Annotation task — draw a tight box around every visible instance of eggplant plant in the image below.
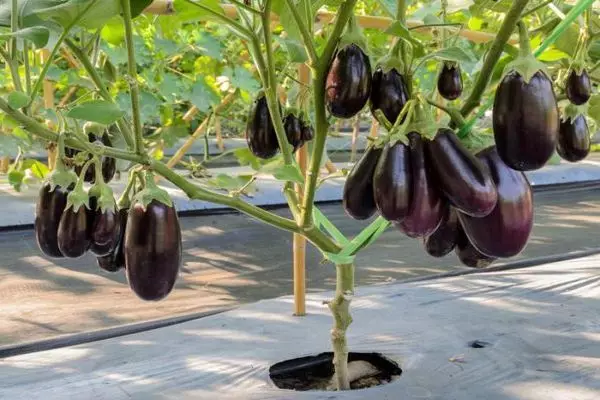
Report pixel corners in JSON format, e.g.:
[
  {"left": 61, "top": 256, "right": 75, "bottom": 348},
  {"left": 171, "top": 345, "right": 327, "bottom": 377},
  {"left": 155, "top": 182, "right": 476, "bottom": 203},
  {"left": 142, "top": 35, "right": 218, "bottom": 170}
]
[{"left": 1, "top": 0, "right": 599, "bottom": 392}]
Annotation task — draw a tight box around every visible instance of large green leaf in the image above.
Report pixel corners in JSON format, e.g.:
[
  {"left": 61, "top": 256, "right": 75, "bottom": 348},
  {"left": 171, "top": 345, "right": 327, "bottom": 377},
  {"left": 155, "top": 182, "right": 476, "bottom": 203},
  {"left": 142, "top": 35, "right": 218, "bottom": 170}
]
[
  {"left": 0, "top": 26, "right": 50, "bottom": 48},
  {"left": 66, "top": 100, "right": 125, "bottom": 124},
  {"left": 7, "top": 91, "right": 30, "bottom": 109},
  {"left": 187, "top": 79, "right": 220, "bottom": 113}
]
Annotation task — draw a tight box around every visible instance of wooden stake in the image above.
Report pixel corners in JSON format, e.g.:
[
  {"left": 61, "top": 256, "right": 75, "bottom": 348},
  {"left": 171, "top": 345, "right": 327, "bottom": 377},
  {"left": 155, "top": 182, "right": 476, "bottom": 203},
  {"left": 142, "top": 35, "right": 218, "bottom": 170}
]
[
  {"left": 215, "top": 116, "right": 225, "bottom": 152},
  {"left": 40, "top": 49, "right": 58, "bottom": 170},
  {"left": 144, "top": 0, "right": 174, "bottom": 14},
  {"left": 369, "top": 117, "right": 379, "bottom": 139},
  {"left": 0, "top": 157, "right": 10, "bottom": 174},
  {"left": 350, "top": 115, "right": 361, "bottom": 163}
]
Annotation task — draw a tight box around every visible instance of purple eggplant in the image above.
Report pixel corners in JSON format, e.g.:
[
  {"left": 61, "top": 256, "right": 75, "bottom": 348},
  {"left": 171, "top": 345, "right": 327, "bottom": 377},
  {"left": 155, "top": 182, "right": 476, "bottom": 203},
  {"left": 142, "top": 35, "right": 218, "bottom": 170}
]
[
  {"left": 493, "top": 70, "right": 559, "bottom": 171},
  {"left": 427, "top": 129, "right": 497, "bottom": 217},
  {"left": 283, "top": 113, "right": 304, "bottom": 153},
  {"left": 246, "top": 94, "right": 279, "bottom": 159},
  {"left": 396, "top": 132, "right": 445, "bottom": 237},
  {"left": 57, "top": 205, "right": 91, "bottom": 258},
  {"left": 557, "top": 115, "right": 590, "bottom": 163},
  {"left": 370, "top": 67, "right": 409, "bottom": 125},
  {"left": 566, "top": 69, "right": 591, "bottom": 106},
  {"left": 343, "top": 146, "right": 382, "bottom": 220},
  {"left": 437, "top": 63, "right": 463, "bottom": 100},
  {"left": 458, "top": 146, "right": 533, "bottom": 258},
  {"left": 96, "top": 207, "right": 129, "bottom": 272},
  {"left": 424, "top": 207, "right": 460, "bottom": 258},
  {"left": 35, "top": 183, "right": 70, "bottom": 258},
  {"left": 455, "top": 224, "right": 496, "bottom": 268},
  {"left": 372, "top": 141, "right": 412, "bottom": 221}
]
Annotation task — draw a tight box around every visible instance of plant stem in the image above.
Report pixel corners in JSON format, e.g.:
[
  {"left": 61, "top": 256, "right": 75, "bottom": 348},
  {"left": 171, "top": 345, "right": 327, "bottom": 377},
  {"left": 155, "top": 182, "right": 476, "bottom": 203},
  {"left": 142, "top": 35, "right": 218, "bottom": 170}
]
[
  {"left": 284, "top": 0, "right": 318, "bottom": 65},
  {"left": 10, "top": 0, "right": 18, "bottom": 59},
  {"left": 182, "top": 0, "right": 253, "bottom": 40},
  {"left": 460, "top": 0, "right": 530, "bottom": 117},
  {"left": 0, "top": 47, "right": 23, "bottom": 93},
  {"left": 517, "top": 21, "right": 531, "bottom": 56},
  {"left": 522, "top": 0, "right": 553, "bottom": 18},
  {"left": 300, "top": 0, "right": 358, "bottom": 228},
  {"left": 329, "top": 262, "right": 354, "bottom": 390},
  {"left": 426, "top": 97, "right": 465, "bottom": 127},
  {"left": 23, "top": 42, "right": 31, "bottom": 95},
  {"left": 228, "top": 0, "right": 261, "bottom": 15},
  {"left": 121, "top": 0, "right": 145, "bottom": 155}
]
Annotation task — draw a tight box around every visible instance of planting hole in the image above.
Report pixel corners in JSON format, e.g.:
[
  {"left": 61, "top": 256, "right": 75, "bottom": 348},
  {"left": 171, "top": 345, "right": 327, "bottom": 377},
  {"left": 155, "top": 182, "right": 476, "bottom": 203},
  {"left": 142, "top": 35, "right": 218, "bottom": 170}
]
[
  {"left": 269, "top": 352, "right": 401, "bottom": 391},
  {"left": 469, "top": 340, "right": 491, "bottom": 348}
]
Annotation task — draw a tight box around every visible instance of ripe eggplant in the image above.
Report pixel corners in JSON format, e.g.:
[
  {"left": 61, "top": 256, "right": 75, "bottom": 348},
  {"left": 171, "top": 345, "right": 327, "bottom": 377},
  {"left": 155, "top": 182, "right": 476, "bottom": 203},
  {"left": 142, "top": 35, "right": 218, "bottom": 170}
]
[
  {"left": 96, "top": 207, "right": 128, "bottom": 272},
  {"left": 57, "top": 205, "right": 91, "bottom": 258},
  {"left": 455, "top": 225, "right": 496, "bottom": 268},
  {"left": 343, "top": 146, "right": 382, "bottom": 220},
  {"left": 424, "top": 207, "right": 459, "bottom": 258},
  {"left": 284, "top": 113, "right": 304, "bottom": 153},
  {"left": 246, "top": 95, "right": 279, "bottom": 159},
  {"left": 458, "top": 147, "right": 533, "bottom": 258},
  {"left": 125, "top": 200, "right": 182, "bottom": 301},
  {"left": 370, "top": 67, "right": 409, "bottom": 125},
  {"left": 35, "top": 183, "right": 69, "bottom": 258},
  {"left": 437, "top": 63, "right": 463, "bottom": 100},
  {"left": 301, "top": 122, "right": 314, "bottom": 142},
  {"left": 90, "top": 206, "right": 122, "bottom": 257},
  {"left": 493, "top": 70, "right": 559, "bottom": 171},
  {"left": 566, "top": 69, "right": 591, "bottom": 106},
  {"left": 557, "top": 115, "right": 590, "bottom": 162},
  {"left": 66, "top": 132, "right": 116, "bottom": 184},
  {"left": 427, "top": 129, "right": 497, "bottom": 217},
  {"left": 396, "top": 132, "right": 445, "bottom": 237},
  {"left": 373, "top": 141, "right": 412, "bottom": 221},
  {"left": 325, "top": 44, "right": 372, "bottom": 119}
]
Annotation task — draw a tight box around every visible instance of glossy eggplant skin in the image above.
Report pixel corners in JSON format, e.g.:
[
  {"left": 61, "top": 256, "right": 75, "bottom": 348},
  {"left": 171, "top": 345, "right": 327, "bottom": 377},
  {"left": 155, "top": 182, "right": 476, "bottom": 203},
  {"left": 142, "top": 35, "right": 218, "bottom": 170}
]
[
  {"left": 325, "top": 44, "right": 372, "bottom": 119},
  {"left": 343, "top": 146, "right": 382, "bottom": 220},
  {"left": 396, "top": 132, "right": 445, "bottom": 237},
  {"left": 437, "top": 64, "right": 463, "bottom": 100},
  {"left": 246, "top": 95, "right": 279, "bottom": 159},
  {"left": 35, "top": 183, "right": 69, "bottom": 258},
  {"left": 455, "top": 225, "right": 496, "bottom": 268},
  {"left": 57, "top": 205, "right": 91, "bottom": 258},
  {"left": 493, "top": 70, "right": 559, "bottom": 171},
  {"left": 90, "top": 207, "right": 122, "bottom": 257},
  {"left": 66, "top": 133, "right": 116, "bottom": 183},
  {"left": 125, "top": 200, "right": 182, "bottom": 301},
  {"left": 96, "top": 208, "right": 128, "bottom": 272},
  {"left": 557, "top": 115, "right": 590, "bottom": 162},
  {"left": 424, "top": 207, "right": 459, "bottom": 258},
  {"left": 458, "top": 147, "right": 533, "bottom": 258},
  {"left": 427, "top": 129, "right": 497, "bottom": 217},
  {"left": 373, "top": 142, "right": 411, "bottom": 222},
  {"left": 284, "top": 114, "right": 304, "bottom": 153},
  {"left": 370, "top": 67, "right": 409, "bottom": 125},
  {"left": 566, "top": 69, "right": 591, "bottom": 106}
]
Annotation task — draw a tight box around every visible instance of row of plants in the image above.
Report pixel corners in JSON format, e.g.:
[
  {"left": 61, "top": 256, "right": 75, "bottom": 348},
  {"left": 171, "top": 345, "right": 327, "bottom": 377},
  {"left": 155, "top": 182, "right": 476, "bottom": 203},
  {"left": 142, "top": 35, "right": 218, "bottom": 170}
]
[{"left": 1, "top": 0, "right": 600, "bottom": 392}]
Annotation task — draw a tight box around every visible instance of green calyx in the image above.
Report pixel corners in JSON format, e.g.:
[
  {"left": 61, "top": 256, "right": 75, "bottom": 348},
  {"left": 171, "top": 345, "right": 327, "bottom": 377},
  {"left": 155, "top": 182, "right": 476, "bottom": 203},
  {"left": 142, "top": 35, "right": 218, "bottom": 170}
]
[
  {"left": 569, "top": 62, "right": 586, "bottom": 76},
  {"left": 406, "top": 101, "right": 442, "bottom": 141},
  {"left": 338, "top": 14, "right": 368, "bottom": 52},
  {"left": 562, "top": 102, "right": 588, "bottom": 122},
  {"left": 65, "top": 180, "right": 89, "bottom": 213},
  {"left": 376, "top": 54, "right": 404, "bottom": 75},
  {"left": 503, "top": 54, "right": 548, "bottom": 84},
  {"left": 89, "top": 182, "right": 116, "bottom": 213},
  {"left": 131, "top": 171, "right": 173, "bottom": 209},
  {"left": 47, "top": 161, "right": 78, "bottom": 191},
  {"left": 284, "top": 107, "right": 300, "bottom": 119},
  {"left": 83, "top": 121, "right": 107, "bottom": 137}
]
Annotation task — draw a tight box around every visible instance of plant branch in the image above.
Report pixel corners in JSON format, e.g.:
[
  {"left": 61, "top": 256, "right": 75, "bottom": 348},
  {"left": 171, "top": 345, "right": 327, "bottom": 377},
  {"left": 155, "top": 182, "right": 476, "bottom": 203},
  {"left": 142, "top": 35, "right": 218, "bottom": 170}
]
[
  {"left": 522, "top": 0, "right": 553, "bottom": 17},
  {"left": 10, "top": 0, "right": 17, "bottom": 59},
  {"left": 228, "top": 0, "right": 261, "bottom": 15},
  {"left": 0, "top": 46, "right": 23, "bottom": 92},
  {"left": 426, "top": 97, "right": 466, "bottom": 127},
  {"left": 460, "top": 0, "right": 530, "bottom": 117},
  {"left": 284, "top": 0, "right": 318, "bottom": 65},
  {"left": 182, "top": 0, "right": 254, "bottom": 40}
]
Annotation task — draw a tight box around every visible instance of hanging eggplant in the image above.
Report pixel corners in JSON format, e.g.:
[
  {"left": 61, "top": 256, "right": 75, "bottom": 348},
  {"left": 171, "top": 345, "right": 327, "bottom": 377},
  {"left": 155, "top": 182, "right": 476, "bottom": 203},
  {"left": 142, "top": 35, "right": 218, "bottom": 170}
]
[
  {"left": 343, "top": 146, "right": 382, "bottom": 220},
  {"left": 437, "top": 63, "right": 463, "bottom": 100},
  {"left": 372, "top": 141, "right": 412, "bottom": 222},
  {"left": 565, "top": 69, "right": 591, "bottom": 105},
  {"left": 246, "top": 94, "right": 279, "bottom": 159},
  {"left": 455, "top": 224, "right": 496, "bottom": 268},
  {"left": 424, "top": 207, "right": 460, "bottom": 258},
  {"left": 35, "top": 183, "right": 70, "bottom": 258},
  {"left": 370, "top": 66, "right": 409, "bottom": 125},
  {"left": 557, "top": 115, "right": 590, "bottom": 162},
  {"left": 283, "top": 113, "right": 304, "bottom": 153}
]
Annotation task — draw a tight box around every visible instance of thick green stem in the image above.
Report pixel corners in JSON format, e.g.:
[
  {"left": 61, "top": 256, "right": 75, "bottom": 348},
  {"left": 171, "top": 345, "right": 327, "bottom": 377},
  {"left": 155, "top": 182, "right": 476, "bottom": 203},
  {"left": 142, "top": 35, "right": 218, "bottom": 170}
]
[
  {"left": 329, "top": 262, "right": 354, "bottom": 390},
  {"left": 23, "top": 42, "right": 31, "bottom": 95},
  {"left": 120, "top": 0, "right": 144, "bottom": 155},
  {"left": 300, "top": 0, "right": 359, "bottom": 228},
  {"left": 0, "top": 47, "right": 23, "bottom": 92},
  {"left": 10, "top": 0, "right": 17, "bottom": 59},
  {"left": 460, "top": 0, "right": 530, "bottom": 117},
  {"left": 517, "top": 21, "right": 531, "bottom": 56}
]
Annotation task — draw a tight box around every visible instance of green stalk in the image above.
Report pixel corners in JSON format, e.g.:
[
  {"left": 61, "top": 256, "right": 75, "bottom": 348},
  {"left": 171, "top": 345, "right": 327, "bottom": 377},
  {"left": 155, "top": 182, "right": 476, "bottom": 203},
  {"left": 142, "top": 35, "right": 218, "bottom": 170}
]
[
  {"left": 0, "top": 46, "right": 23, "bottom": 92},
  {"left": 300, "top": 0, "right": 359, "bottom": 228},
  {"left": 329, "top": 262, "right": 354, "bottom": 390},
  {"left": 23, "top": 42, "right": 31, "bottom": 95},
  {"left": 517, "top": 22, "right": 531, "bottom": 57},
  {"left": 284, "top": 0, "right": 318, "bottom": 65},
  {"left": 120, "top": 0, "right": 144, "bottom": 155},
  {"left": 460, "top": 0, "right": 530, "bottom": 117},
  {"left": 522, "top": 0, "right": 553, "bottom": 18},
  {"left": 10, "top": 0, "right": 17, "bottom": 59},
  {"left": 182, "top": 0, "right": 253, "bottom": 40}
]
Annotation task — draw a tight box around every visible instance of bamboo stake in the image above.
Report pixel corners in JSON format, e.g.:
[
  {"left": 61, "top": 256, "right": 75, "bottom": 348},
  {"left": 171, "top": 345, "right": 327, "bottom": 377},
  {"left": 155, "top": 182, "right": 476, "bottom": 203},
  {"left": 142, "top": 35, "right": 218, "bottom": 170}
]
[
  {"left": 40, "top": 50, "right": 58, "bottom": 170},
  {"left": 325, "top": 159, "right": 338, "bottom": 173},
  {"left": 0, "top": 157, "right": 10, "bottom": 174},
  {"left": 368, "top": 117, "right": 379, "bottom": 139},
  {"left": 215, "top": 116, "right": 225, "bottom": 152},
  {"left": 144, "top": 0, "right": 174, "bottom": 14},
  {"left": 293, "top": 63, "right": 310, "bottom": 317},
  {"left": 350, "top": 115, "right": 360, "bottom": 163},
  {"left": 58, "top": 86, "right": 78, "bottom": 107}
]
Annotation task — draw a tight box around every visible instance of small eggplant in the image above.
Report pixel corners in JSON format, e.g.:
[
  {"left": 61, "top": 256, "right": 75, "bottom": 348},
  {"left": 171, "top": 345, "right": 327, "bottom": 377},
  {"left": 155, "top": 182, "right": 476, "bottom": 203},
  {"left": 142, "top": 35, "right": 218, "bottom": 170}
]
[
  {"left": 566, "top": 69, "right": 592, "bottom": 106},
  {"left": 96, "top": 207, "right": 128, "bottom": 272},
  {"left": 455, "top": 225, "right": 496, "bottom": 268},
  {"left": 424, "top": 207, "right": 460, "bottom": 258},
  {"left": 284, "top": 113, "right": 304, "bottom": 153},
  {"left": 301, "top": 121, "right": 314, "bottom": 142},
  {"left": 557, "top": 115, "right": 590, "bottom": 163},
  {"left": 370, "top": 67, "right": 409, "bottom": 125},
  {"left": 343, "top": 146, "right": 382, "bottom": 220},
  {"left": 125, "top": 200, "right": 182, "bottom": 301},
  {"left": 67, "top": 132, "right": 116, "bottom": 184},
  {"left": 57, "top": 204, "right": 91, "bottom": 258},
  {"left": 493, "top": 70, "right": 559, "bottom": 171},
  {"left": 325, "top": 44, "right": 372, "bottom": 119},
  {"left": 373, "top": 141, "right": 412, "bottom": 222},
  {"left": 427, "top": 129, "right": 497, "bottom": 217},
  {"left": 458, "top": 147, "right": 533, "bottom": 258},
  {"left": 90, "top": 206, "right": 122, "bottom": 257},
  {"left": 35, "top": 183, "right": 70, "bottom": 258},
  {"left": 396, "top": 132, "right": 445, "bottom": 237},
  {"left": 246, "top": 95, "right": 279, "bottom": 159},
  {"left": 437, "top": 63, "right": 463, "bottom": 100}
]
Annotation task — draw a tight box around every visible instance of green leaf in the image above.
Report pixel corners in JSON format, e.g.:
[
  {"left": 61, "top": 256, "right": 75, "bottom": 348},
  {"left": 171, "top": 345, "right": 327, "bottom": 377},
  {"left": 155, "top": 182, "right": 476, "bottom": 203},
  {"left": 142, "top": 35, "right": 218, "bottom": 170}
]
[
  {"left": 0, "top": 26, "right": 50, "bottom": 48},
  {"left": 588, "top": 95, "right": 600, "bottom": 126},
  {"left": 273, "top": 164, "right": 305, "bottom": 184},
  {"left": 422, "top": 46, "right": 477, "bottom": 69},
  {"left": 7, "top": 91, "right": 30, "bottom": 109},
  {"left": 537, "top": 48, "right": 569, "bottom": 62},
  {"left": 22, "top": 159, "right": 50, "bottom": 179},
  {"left": 188, "top": 79, "right": 220, "bottom": 113},
  {"left": 131, "top": 0, "right": 153, "bottom": 18},
  {"left": 232, "top": 147, "right": 263, "bottom": 170},
  {"left": 374, "top": 0, "right": 396, "bottom": 17},
  {"left": 385, "top": 21, "right": 425, "bottom": 58},
  {"left": 100, "top": 16, "right": 125, "bottom": 45},
  {"left": 8, "top": 170, "right": 25, "bottom": 192},
  {"left": 66, "top": 100, "right": 125, "bottom": 125},
  {"left": 206, "top": 173, "right": 256, "bottom": 195},
  {"left": 223, "top": 66, "right": 259, "bottom": 93},
  {"left": 279, "top": 37, "right": 308, "bottom": 63}
]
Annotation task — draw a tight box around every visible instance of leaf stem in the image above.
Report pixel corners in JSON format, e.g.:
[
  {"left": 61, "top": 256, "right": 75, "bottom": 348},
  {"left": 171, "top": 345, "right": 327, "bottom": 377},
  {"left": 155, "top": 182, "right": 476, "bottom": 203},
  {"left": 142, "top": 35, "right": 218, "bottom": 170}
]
[
  {"left": 0, "top": 46, "right": 23, "bottom": 93},
  {"left": 228, "top": 0, "right": 261, "bottom": 15},
  {"left": 517, "top": 21, "right": 531, "bottom": 57},
  {"left": 10, "top": 0, "right": 18, "bottom": 59},
  {"left": 182, "top": 0, "right": 253, "bottom": 40}
]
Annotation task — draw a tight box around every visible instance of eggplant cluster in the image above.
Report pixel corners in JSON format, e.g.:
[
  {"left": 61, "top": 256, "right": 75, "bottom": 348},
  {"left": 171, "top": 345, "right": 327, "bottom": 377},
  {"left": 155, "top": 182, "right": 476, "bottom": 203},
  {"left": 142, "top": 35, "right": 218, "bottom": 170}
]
[
  {"left": 66, "top": 129, "right": 116, "bottom": 184},
  {"left": 343, "top": 128, "right": 534, "bottom": 268}
]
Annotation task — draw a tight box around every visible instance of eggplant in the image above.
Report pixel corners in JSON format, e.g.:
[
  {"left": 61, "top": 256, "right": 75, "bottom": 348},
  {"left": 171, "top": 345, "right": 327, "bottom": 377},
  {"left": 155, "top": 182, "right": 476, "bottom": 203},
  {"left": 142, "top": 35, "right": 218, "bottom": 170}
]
[
  {"left": 458, "top": 147, "right": 533, "bottom": 258},
  {"left": 35, "top": 183, "right": 69, "bottom": 258},
  {"left": 455, "top": 225, "right": 496, "bottom": 268},
  {"left": 372, "top": 142, "right": 411, "bottom": 221},
  {"left": 301, "top": 122, "right": 314, "bottom": 142},
  {"left": 325, "top": 44, "right": 372, "bottom": 119},
  {"left": 424, "top": 207, "right": 459, "bottom": 258},
  {"left": 566, "top": 69, "right": 591, "bottom": 106},
  {"left": 66, "top": 132, "right": 116, "bottom": 184},
  {"left": 493, "top": 70, "right": 559, "bottom": 171},
  {"left": 125, "top": 200, "right": 182, "bottom": 301},
  {"left": 437, "top": 64, "right": 463, "bottom": 100},
  {"left": 427, "top": 129, "right": 497, "bottom": 217},
  {"left": 57, "top": 205, "right": 91, "bottom": 258},
  {"left": 246, "top": 95, "right": 279, "bottom": 159},
  {"left": 90, "top": 206, "right": 122, "bottom": 257},
  {"left": 284, "top": 113, "right": 304, "bottom": 153},
  {"left": 96, "top": 208, "right": 128, "bottom": 272},
  {"left": 343, "top": 146, "right": 382, "bottom": 220},
  {"left": 396, "top": 132, "right": 445, "bottom": 237},
  {"left": 557, "top": 115, "right": 590, "bottom": 162},
  {"left": 370, "top": 67, "right": 409, "bottom": 125}
]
